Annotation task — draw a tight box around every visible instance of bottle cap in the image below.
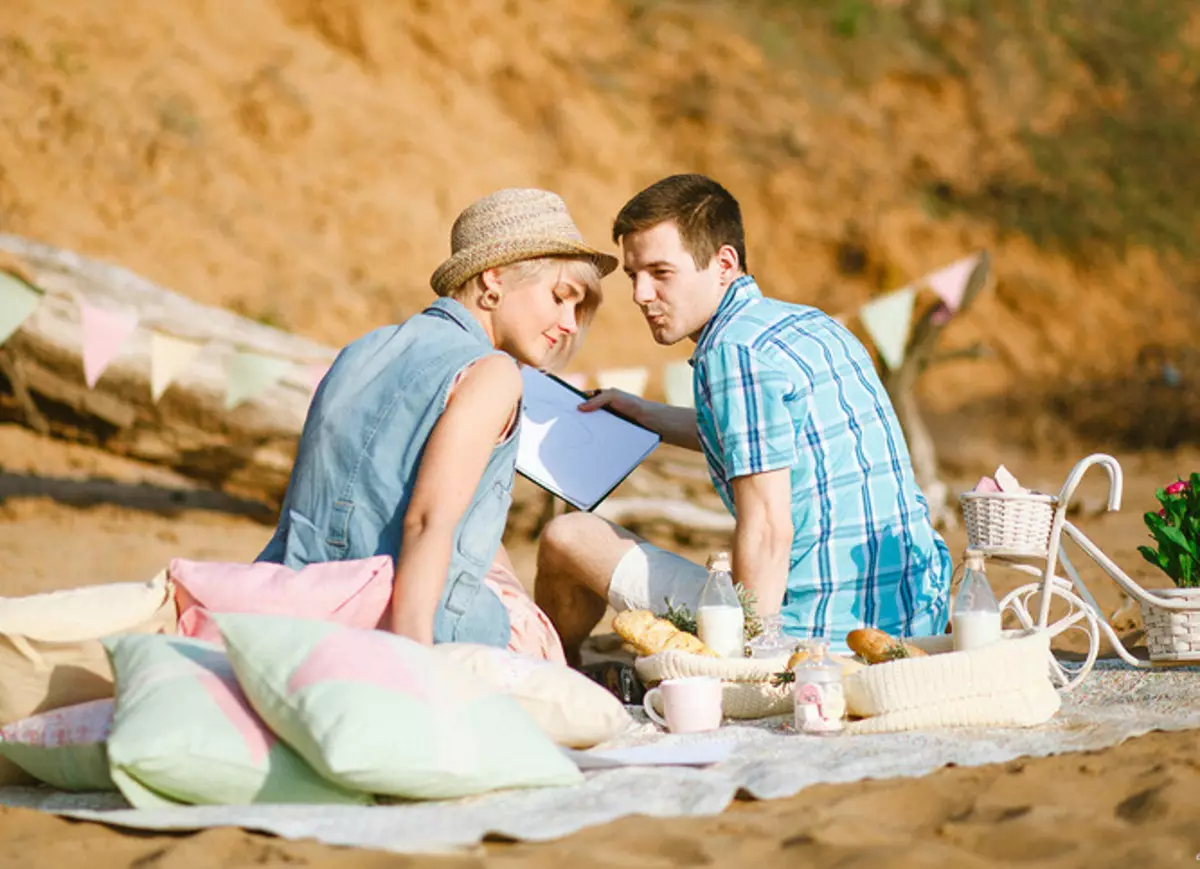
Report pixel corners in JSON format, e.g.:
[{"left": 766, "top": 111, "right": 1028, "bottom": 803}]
[
  {"left": 964, "top": 548, "right": 985, "bottom": 571},
  {"left": 706, "top": 550, "right": 732, "bottom": 571}
]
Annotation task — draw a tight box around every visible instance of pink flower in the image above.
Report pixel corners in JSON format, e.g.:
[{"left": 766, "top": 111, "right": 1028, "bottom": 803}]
[
  {"left": 1158, "top": 508, "right": 1168, "bottom": 519},
  {"left": 1165, "top": 480, "right": 1190, "bottom": 496}
]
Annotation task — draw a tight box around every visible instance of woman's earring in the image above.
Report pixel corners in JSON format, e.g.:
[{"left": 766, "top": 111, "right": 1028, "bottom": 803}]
[{"left": 481, "top": 289, "right": 502, "bottom": 310}]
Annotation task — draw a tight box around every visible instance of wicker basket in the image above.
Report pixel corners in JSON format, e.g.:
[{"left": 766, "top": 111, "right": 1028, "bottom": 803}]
[
  {"left": 1139, "top": 587, "right": 1200, "bottom": 663},
  {"left": 960, "top": 491, "right": 1057, "bottom": 558}
]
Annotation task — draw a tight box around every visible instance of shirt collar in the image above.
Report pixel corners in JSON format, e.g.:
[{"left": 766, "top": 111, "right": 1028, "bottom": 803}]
[
  {"left": 691, "top": 274, "right": 761, "bottom": 364},
  {"left": 423, "top": 296, "right": 494, "bottom": 348}
]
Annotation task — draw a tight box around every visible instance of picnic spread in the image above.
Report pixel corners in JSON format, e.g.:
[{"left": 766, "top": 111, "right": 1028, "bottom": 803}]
[{"left": 0, "top": 453, "right": 1196, "bottom": 853}]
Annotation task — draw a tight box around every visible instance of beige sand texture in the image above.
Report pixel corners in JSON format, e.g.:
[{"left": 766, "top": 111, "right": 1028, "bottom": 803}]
[{"left": 2, "top": 0, "right": 1200, "bottom": 864}]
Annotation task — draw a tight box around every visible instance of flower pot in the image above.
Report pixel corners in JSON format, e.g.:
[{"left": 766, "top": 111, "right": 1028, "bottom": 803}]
[{"left": 1139, "top": 587, "right": 1200, "bottom": 663}]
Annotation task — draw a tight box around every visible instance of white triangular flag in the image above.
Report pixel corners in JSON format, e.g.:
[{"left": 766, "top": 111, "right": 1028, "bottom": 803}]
[
  {"left": 662, "top": 360, "right": 693, "bottom": 408},
  {"left": 0, "top": 270, "right": 41, "bottom": 347},
  {"left": 225, "top": 349, "right": 292, "bottom": 411},
  {"left": 858, "top": 286, "right": 916, "bottom": 370},
  {"left": 596, "top": 366, "right": 649, "bottom": 397},
  {"left": 150, "top": 331, "right": 205, "bottom": 402},
  {"left": 79, "top": 299, "right": 139, "bottom": 388}
]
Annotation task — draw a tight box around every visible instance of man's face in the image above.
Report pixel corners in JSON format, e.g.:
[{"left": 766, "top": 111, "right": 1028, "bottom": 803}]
[{"left": 620, "top": 221, "right": 725, "bottom": 345}]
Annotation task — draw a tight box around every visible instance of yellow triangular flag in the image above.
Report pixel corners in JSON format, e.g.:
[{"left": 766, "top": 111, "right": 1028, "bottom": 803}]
[
  {"left": 858, "top": 286, "right": 916, "bottom": 370},
  {"left": 662, "top": 360, "right": 694, "bottom": 408},
  {"left": 225, "top": 349, "right": 292, "bottom": 411},
  {"left": 150, "top": 331, "right": 205, "bottom": 402}
]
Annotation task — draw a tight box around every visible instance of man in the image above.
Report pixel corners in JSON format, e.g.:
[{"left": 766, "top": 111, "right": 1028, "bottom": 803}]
[{"left": 534, "top": 174, "right": 951, "bottom": 663}]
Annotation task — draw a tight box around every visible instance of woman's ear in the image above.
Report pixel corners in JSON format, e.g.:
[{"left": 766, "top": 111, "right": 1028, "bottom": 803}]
[{"left": 480, "top": 268, "right": 504, "bottom": 293}]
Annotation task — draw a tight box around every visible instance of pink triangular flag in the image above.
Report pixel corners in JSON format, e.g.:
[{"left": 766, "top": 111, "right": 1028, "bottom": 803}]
[
  {"left": 921, "top": 254, "right": 980, "bottom": 318},
  {"left": 79, "top": 299, "right": 139, "bottom": 388},
  {"left": 559, "top": 372, "right": 589, "bottom": 391},
  {"left": 306, "top": 361, "right": 331, "bottom": 403}
]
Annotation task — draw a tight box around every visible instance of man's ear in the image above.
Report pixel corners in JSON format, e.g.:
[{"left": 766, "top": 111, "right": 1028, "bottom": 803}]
[{"left": 715, "top": 244, "right": 741, "bottom": 284}]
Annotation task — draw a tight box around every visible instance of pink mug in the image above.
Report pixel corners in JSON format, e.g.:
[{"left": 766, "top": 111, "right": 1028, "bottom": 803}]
[{"left": 642, "top": 677, "right": 723, "bottom": 733}]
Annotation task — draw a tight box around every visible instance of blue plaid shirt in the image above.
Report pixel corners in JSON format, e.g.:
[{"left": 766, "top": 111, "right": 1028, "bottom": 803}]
[{"left": 692, "top": 276, "right": 951, "bottom": 648}]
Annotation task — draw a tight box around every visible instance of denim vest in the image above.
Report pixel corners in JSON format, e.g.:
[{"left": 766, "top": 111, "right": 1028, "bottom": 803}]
[{"left": 256, "top": 297, "right": 514, "bottom": 647}]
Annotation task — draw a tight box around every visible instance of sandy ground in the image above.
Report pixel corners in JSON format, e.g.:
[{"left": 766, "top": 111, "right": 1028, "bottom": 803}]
[{"left": 1, "top": 421, "right": 1198, "bottom": 866}]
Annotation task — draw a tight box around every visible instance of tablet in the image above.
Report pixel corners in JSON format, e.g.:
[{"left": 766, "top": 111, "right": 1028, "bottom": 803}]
[{"left": 516, "top": 367, "right": 662, "bottom": 512}]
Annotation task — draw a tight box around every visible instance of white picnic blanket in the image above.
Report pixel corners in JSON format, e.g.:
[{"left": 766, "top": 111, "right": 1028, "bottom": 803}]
[{"left": 1, "top": 662, "right": 1197, "bottom": 854}]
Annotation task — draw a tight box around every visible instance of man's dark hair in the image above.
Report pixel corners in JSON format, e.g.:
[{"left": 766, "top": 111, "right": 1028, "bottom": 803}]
[{"left": 612, "top": 174, "right": 747, "bottom": 272}]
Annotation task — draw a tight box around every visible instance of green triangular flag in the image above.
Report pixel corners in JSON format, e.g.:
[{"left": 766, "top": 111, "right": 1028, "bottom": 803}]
[
  {"left": 224, "top": 349, "right": 292, "bottom": 411},
  {"left": 0, "top": 270, "right": 42, "bottom": 347},
  {"left": 858, "top": 286, "right": 916, "bottom": 370}
]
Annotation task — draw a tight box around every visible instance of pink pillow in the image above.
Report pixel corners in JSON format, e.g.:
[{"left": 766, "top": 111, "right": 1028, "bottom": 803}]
[{"left": 170, "top": 556, "right": 393, "bottom": 645}]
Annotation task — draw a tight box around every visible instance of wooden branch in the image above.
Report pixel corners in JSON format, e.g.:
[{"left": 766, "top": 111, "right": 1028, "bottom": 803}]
[
  {"left": 882, "top": 251, "right": 992, "bottom": 529},
  {"left": 0, "top": 234, "right": 336, "bottom": 507}
]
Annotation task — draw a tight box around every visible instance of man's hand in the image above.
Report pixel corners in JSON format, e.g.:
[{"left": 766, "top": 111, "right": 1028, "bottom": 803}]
[
  {"left": 730, "top": 468, "right": 794, "bottom": 615},
  {"left": 579, "top": 388, "right": 701, "bottom": 451}
]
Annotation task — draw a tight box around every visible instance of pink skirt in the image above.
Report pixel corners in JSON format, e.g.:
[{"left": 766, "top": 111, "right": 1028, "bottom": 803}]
[{"left": 482, "top": 562, "right": 567, "bottom": 664}]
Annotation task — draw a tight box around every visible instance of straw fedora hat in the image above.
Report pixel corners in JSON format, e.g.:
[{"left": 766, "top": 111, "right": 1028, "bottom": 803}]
[{"left": 430, "top": 188, "right": 619, "bottom": 296}]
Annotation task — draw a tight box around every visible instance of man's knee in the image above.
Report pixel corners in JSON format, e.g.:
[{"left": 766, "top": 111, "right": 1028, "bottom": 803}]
[{"left": 538, "top": 512, "right": 607, "bottom": 570}]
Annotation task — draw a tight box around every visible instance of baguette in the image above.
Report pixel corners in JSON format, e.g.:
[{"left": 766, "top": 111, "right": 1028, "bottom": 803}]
[
  {"left": 613, "top": 609, "right": 720, "bottom": 657},
  {"left": 846, "top": 628, "right": 928, "bottom": 664},
  {"left": 787, "top": 648, "right": 867, "bottom": 677}
]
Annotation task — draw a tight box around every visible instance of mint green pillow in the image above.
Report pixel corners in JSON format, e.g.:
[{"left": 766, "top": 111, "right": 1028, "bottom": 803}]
[
  {"left": 213, "top": 613, "right": 584, "bottom": 800},
  {"left": 0, "top": 699, "right": 114, "bottom": 791},
  {"left": 102, "top": 635, "right": 369, "bottom": 808}
]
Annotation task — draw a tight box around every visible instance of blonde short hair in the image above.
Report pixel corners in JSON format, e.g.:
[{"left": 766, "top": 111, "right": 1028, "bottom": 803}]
[{"left": 449, "top": 256, "right": 603, "bottom": 370}]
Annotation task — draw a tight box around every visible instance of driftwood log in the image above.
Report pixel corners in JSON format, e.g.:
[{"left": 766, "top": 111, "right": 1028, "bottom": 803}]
[
  {"left": 0, "top": 234, "right": 989, "bottom": 537},
  {"left": 0, "top": 234, "right": 335, "bottom": 507}
]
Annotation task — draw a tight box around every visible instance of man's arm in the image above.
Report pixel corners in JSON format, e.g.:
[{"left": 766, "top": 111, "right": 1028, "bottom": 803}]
[
  {"left": 730, "top": 469, "right": 794, "bottom": 615},
  {"left": 578, "top": 390, "right": 701, "bottom": 451}
]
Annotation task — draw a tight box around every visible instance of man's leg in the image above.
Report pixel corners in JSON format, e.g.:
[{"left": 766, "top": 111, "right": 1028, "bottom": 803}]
[
  {"left": 534, "top": 512, "right": 640, "bottom": 666},
  {"left": 535, "top": 512, "right": 708, "bottom": 666}
]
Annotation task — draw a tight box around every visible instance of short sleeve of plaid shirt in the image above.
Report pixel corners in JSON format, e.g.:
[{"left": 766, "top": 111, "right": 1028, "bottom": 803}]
[{"left": 700, "top": 343, "right": 799, "bottom": 479}]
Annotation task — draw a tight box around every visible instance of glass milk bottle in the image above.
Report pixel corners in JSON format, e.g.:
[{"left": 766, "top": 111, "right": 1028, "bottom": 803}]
[
  {"left": 951, "top": 549, "right": 1002, "bottom": 652},
  {"left": 793, "top": 640, "right": 845, "bottom": 735},
  {"left": 696, "top": 551, "right": 745, "bottom": 658}
]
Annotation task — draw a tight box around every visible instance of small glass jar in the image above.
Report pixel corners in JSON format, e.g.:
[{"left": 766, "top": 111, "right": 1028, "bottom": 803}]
[
  {"left": 746, "top": 614, "right": 797, "bottom": 659},
  {"left": 792, "top": 640, "right": 845, "bottom": 735}
]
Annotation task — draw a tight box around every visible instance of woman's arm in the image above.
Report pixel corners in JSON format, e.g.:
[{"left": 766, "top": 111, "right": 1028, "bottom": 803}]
[{"left": 389, "top": 355, "right": 523, "bottom": 643}]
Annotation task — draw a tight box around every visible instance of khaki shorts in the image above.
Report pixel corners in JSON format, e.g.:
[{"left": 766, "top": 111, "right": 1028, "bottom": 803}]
[{"left": 607, "top": 541, "right": 708, "bottom": 613}]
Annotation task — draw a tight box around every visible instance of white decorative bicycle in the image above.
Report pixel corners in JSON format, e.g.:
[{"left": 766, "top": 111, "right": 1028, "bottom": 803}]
[{"left": 959, "top": 453, "right": 1200, "bottom": 691}]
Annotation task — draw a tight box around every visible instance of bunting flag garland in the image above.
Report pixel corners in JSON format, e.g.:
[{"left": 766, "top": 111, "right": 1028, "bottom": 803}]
[
  {"left": 921, "top": 253, "right": 980, "bottom": 317},
  {"left": 225, "top": 349, "right": 293, "bottom": 411},
  {"left": 662, "top": 360, "right": 694, "bottom": 408},
  {"left": 0, "top": 250, "right": 984, "bottom": 413},
  {"left": 858, "top": 285, "right": 916, "bottom": 371},
  {"left": 559, "top": 372, "right": 589, "bottom": 391},
  {"left": 596, "top": 366, "right": 649, "bottom": 398},
  {"left": 0, "top": 269, "right": 42, "bottom": 348},
  {"left": 79, "top": 299, "right": 139, "bottom": 388},
  {"left": 149, "top": 331, "right": 206, "bottom": 403}
]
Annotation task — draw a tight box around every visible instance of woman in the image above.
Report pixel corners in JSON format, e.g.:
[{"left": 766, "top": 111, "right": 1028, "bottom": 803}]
[{"left": 256, "top": 189, "right": 617, "bottom": 651}]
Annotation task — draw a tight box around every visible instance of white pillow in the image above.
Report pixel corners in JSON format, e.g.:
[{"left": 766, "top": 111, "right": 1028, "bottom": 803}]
[
  {"left": 434, "top": 644, "right": 632, "bottom": 748},
  {"left": 0, "top": 572, "right": 172, "bottom": 642}
]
